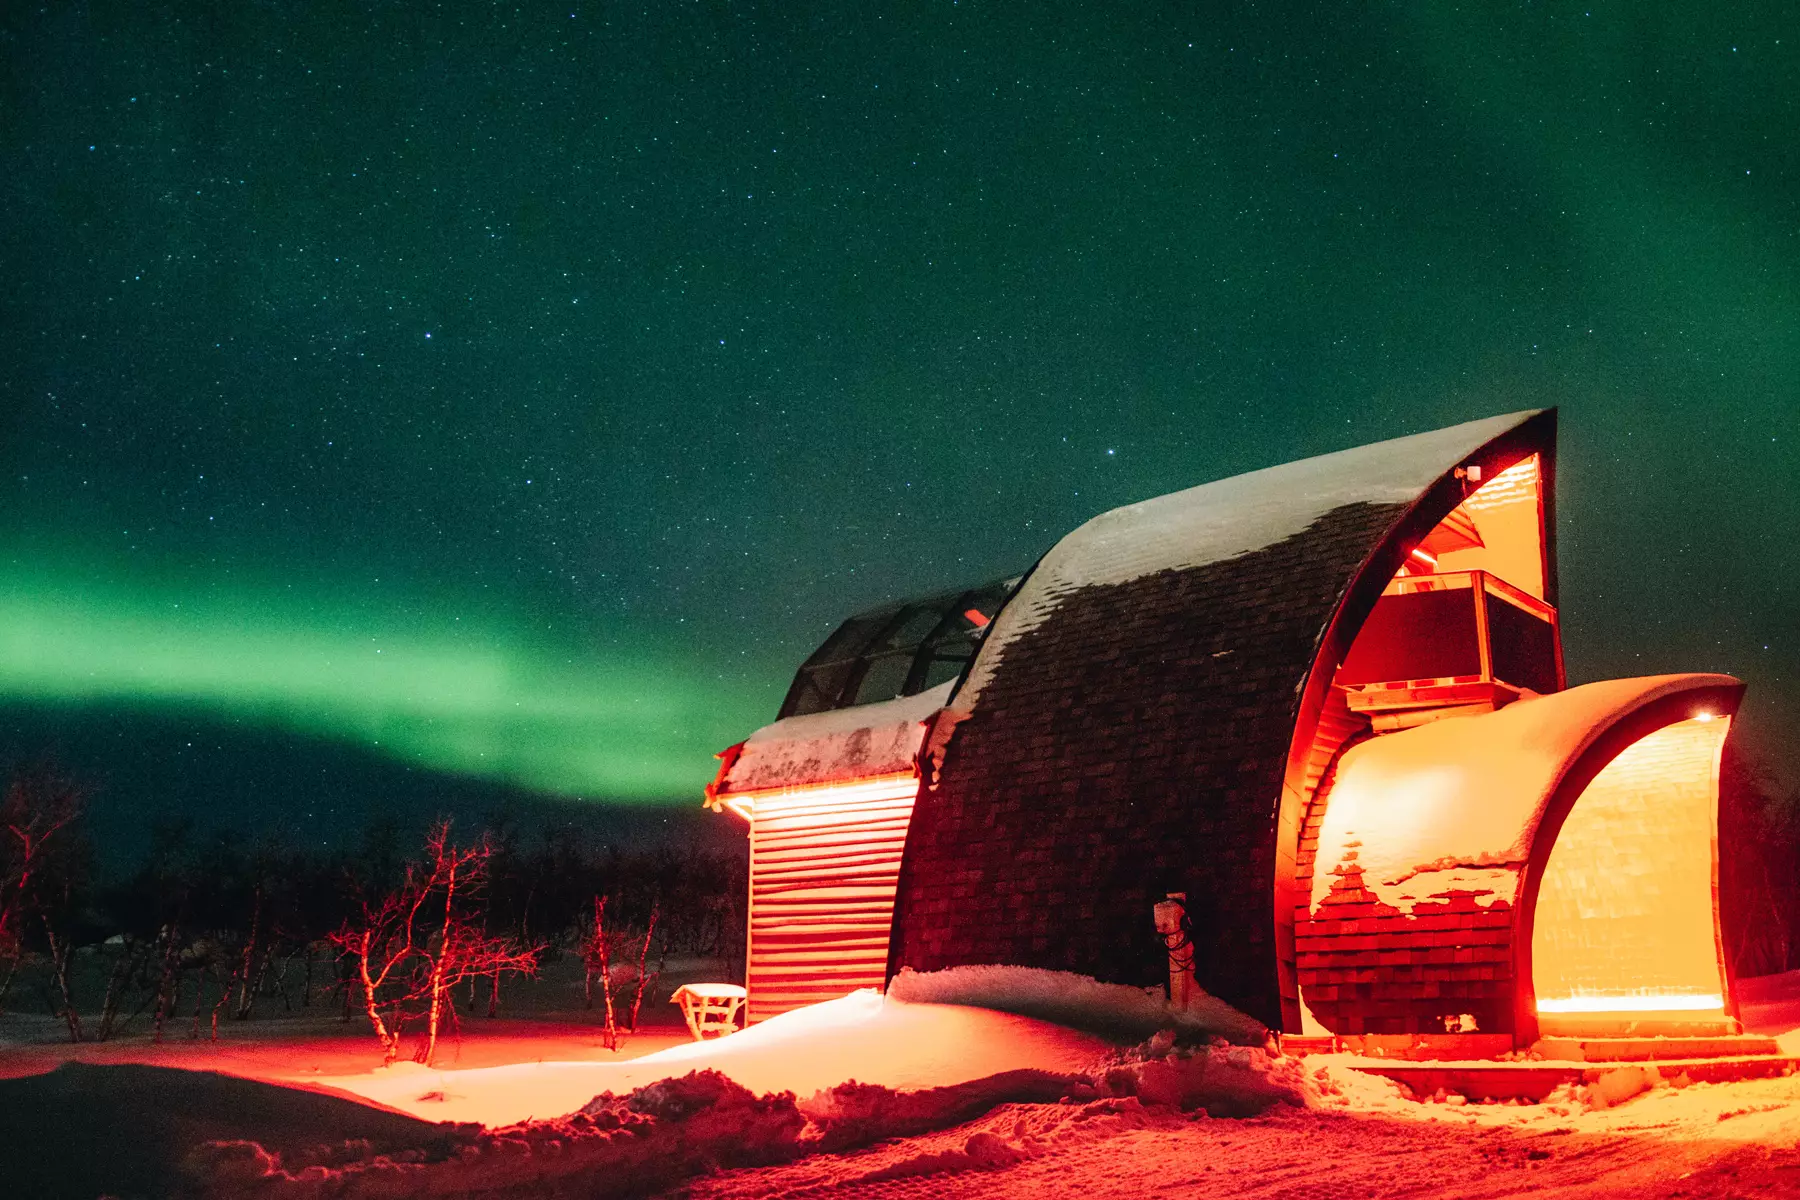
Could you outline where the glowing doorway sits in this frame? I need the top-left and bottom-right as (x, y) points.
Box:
(1532, 716), (1732, 1034)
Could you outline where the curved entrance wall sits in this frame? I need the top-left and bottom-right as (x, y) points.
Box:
(1297, 674), (1741, 1041)
(1531, 716), (1729, 1028)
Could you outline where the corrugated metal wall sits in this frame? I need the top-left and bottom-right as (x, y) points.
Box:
(744, 774), (920, 1022)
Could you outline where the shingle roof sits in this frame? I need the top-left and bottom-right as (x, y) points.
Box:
(954, 411), (1542, 711)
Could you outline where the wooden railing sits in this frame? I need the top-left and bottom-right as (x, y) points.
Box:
(1343, 570), (1564, 697)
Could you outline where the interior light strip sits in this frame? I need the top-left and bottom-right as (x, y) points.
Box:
(717, 772), (921, 823)
(1537, 993), (1724, 1013)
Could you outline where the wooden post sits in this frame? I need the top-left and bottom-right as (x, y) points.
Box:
(1154, 892), (1194, 1009)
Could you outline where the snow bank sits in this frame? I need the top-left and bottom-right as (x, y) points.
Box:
(1739, 970), (1800, 1036)
(187, 1069), (1095, 1197)
(190, 1070), (807, 1199)
(888, 964), (1268, 1045)
(169, 1038), (1800, 1200)
(1098, 1040), (1315, 1117)
(717, 680), (951, 794)
(801, 1068), (1077, 1150)
(958, 411), (1539, 707)
(184, 1045), (1317, 1195)
(318, 988), (1112, 1127)
(313, 969), (1270, 1132)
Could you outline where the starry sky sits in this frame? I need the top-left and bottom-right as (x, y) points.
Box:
(1, 2), (1795, 855)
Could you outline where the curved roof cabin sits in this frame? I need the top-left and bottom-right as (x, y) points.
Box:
(708, 409), (1743, 1046)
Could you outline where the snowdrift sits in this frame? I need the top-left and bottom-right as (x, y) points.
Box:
(187, 1046), (1318, 1196)
(178, 972), (1308, 1195)
(320, 987), (1113, 1126)
(1738, 968), (1800, 1052)
(887, 964), (1268, 1045)
(23, 971), (1800, 1199)
(322, 967), (1268, 1127)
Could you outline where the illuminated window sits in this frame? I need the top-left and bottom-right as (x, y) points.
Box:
(1335, 454), (1561, 710)
(779, 575), (1019, 717)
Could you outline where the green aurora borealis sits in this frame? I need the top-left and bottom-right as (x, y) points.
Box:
(0, 559), (758, 800)
(1, 2), (1796, 847)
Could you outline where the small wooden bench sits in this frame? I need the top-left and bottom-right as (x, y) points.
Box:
(670, 983), (747, 1040)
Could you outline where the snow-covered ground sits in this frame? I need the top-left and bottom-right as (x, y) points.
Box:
(5, 968), (1800, 1198)
(685, 1067), (1800, 1199)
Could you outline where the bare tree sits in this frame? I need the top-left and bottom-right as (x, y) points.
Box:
(413, 824), (543, 1065)
(627, 902), (660, 1032)
(584, 895), (620, 1050)
(330, 820), (541, 1065)
(0, 768), (81, 1012)
(150, 919), (184, 1043)
(233, 882), (264, 1020)
(96, 931), (153, 1042)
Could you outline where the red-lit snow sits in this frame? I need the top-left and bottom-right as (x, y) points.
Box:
(959, 409), (1540, 706)
(887, 963), (1267, 1045)
(1740, 968), (1800, 1054)
(10, 971), (1800, 1198)
(683, 1068), (1800, 1200)
(1309, 673), (1738, 914)
(316, 987), (1114, 1126)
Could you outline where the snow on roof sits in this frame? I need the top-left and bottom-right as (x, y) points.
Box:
(716, 680), (954, 795)
(956, 410), (1542, 709)
(320, 989), (1113, 1127)
(1309, 673), (1739, 915)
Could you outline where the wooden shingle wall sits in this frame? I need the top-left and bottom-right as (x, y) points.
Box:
(889, 502), (1408, 1028)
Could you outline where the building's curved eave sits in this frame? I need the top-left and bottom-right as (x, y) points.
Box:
(954, 409), (1546, 713)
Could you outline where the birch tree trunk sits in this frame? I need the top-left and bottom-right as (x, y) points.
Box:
(44, 919), (82, 1043)
(418, 855), (458, 1066)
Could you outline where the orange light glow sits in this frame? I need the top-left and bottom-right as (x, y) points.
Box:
(1458, 456), (1541, 513)
(740, 772), (923, 1022)
(1408, 546), (1438, 568)
(1432, 454), (1548, 600)
(1532, 716), (1731, 1026)
(731, 771), (919, 823)
(1537, 992), (1723, 1014)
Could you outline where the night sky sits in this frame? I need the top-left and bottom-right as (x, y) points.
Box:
(2, 3), (1795, 858)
